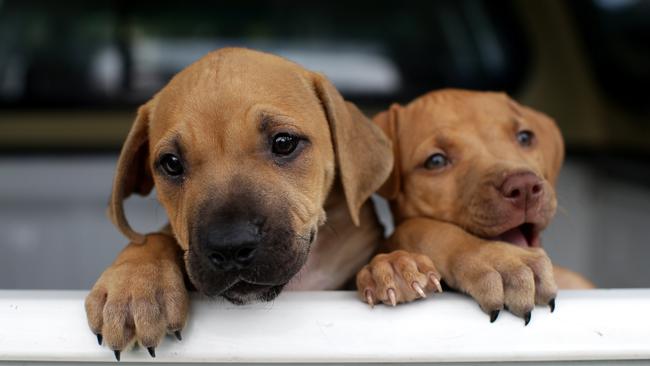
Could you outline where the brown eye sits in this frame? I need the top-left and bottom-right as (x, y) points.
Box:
(517, 130), (535, 147)
(424, 153), (449, 170)
(160, 154), (184, 176)
(272, 133), (300, 156)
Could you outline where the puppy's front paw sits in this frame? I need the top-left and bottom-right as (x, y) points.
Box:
(84, 234), (188, 360)
(356, 250), (442, 307)
(453, 244), (557, 324)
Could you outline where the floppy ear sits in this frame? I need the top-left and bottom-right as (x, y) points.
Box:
(518, 103), (565, 185)
(108, 100), (155, 243)
(311, 73), (393, 226)
(373, 103), (402, 200)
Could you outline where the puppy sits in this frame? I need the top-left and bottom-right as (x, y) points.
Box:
(85, 48), (393, 358)
(356, 89), (593, 323)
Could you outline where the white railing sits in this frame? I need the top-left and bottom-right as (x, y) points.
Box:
(1, 290), (649, 364)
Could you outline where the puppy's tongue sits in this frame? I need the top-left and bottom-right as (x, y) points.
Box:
(496, 227), (528, 247)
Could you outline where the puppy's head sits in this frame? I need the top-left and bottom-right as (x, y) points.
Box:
(108, 48), (392, 303)
(377, 89), (563, 248)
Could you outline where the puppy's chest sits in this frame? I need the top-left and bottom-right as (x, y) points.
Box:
(285, 200), (382, 290)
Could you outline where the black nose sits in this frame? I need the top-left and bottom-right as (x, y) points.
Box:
(204, 219), (261, 271)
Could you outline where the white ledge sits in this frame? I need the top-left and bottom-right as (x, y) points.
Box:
(1, 290), (649, 364)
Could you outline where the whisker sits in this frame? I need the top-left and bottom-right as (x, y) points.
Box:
(556, 204), (569, 217)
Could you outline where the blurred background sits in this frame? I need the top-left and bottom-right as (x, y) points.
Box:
(1, 0), (649, 289)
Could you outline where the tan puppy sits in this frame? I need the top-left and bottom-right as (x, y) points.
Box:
(85, 48), (393, 359)
(356, 89), (593, 324)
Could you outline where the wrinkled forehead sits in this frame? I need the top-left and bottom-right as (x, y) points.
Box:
(402, 92), (523, 148)
(149, 51), (324, 142)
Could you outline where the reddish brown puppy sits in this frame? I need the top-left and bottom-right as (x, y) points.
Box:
(356, 89), (593, 323)
(85, 48), (393, 359)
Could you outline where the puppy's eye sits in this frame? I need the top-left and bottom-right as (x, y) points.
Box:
(160, 154), (184, 176)
(424, 153), (449, 170)
(272, 133), (300, 156)
(517, 130), (535, 147)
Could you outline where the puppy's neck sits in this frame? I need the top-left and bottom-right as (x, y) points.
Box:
(286, 181), (383, 290)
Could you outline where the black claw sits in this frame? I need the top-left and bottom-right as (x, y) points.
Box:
(524, 311), (532, 326)
(174, 330), (182, 341)
(490, 310), (500, 323)
(147, 347), (156, 358)
(96, 333), (103, 345)
(113, 350), (121, 362)
(549, 298), (556, 313)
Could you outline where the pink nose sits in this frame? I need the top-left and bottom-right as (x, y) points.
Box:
(499, 172), (543, 208)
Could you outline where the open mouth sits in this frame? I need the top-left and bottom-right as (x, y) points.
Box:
(221, 280), (285, 304)
(490, 223), (541, 248)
